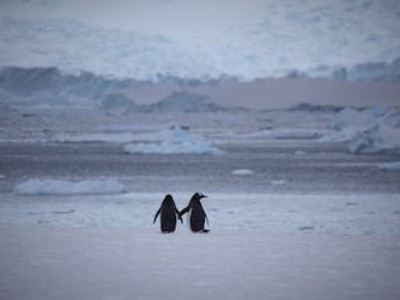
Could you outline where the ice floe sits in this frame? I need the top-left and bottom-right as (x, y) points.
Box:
(231, 169), (254, 176)
(54, 132), (138, 143)
(14, 179), (126, 195)
(250, 128), (324, 140)
(123, 126), (222, 154)
(323, 107), (400, 154)
(378, 162), (400, 170)
(347, 110), (400, 154)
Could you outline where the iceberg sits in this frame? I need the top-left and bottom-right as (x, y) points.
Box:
(250, 128), (324, 141)
(0, 66), (130, 107)
(54, 132), (138, 143)
(231, 169), (254, 176)
(123, 126), (222, 154)
(379, 162), (400, 171)
(142, 91), (246, 113)
(331, 107), (377, 131)
(124, 141), (220, 154)
(100, 93), (139, 114)
(325, 107), (400, 154)
(14, 179), (126, 195)
(348, 110), (400, 154)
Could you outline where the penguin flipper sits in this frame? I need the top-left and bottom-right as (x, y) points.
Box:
(205, 214), (210, 227)
(153, 207), (161, 224)
(175, 207), (183, 224)
(179, 206), (190, 217)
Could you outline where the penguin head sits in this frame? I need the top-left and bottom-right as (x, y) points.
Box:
(163, 194), (175, 205)
(193, 192), (207, 200)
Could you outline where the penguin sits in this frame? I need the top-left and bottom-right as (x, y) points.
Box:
(153, 194), (182, 233)
(180, 192), (210, 233)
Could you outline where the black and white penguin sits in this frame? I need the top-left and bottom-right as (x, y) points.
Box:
(153, 194), (182, 233)
(180, 192), (209, 233)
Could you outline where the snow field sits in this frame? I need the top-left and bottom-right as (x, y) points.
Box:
(3, 192), (400, 237)
(0, 225), (399, 300)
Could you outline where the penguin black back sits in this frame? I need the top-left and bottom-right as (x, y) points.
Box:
(153, 194), (181, 233)
(180, 192), (209, 233)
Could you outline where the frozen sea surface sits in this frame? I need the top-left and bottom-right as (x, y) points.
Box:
(0, 141), (399, 236)
(1, 226), (399, 300)
(1, 141), (399, 195)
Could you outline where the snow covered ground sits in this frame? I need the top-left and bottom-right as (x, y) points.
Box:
(1, 192), (400, 236)
(1, 225), (399, 300)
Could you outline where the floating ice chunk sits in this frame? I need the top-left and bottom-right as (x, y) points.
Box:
(378, 162), (400, 170)
(348, 127), (378, 154)
(348, 111), (400, 154)
(54, 132), (137, 143)
(15, 179), (126, 195)
(294, 150), (306, 155)
(250, 128), (323, 140)
(124, 140), (221, 154)
(319, 130), (356, 142)
(123, 126), (222, 154)
(124, 142), (221, 154)
(231, 169), (254, 176)
(332, 107), (377, 131)
(323, 107), (381, 143)
(271, 180), (286, 185)
(326, 107), (400, 153)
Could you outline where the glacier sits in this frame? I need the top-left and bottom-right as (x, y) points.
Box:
(1, 0), (400, 81)
(0, 67), (246, 112)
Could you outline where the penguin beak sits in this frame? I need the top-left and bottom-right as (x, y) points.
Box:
(201, 194), (208, 199)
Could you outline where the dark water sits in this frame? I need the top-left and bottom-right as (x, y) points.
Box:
(1, 141), (399, 195)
